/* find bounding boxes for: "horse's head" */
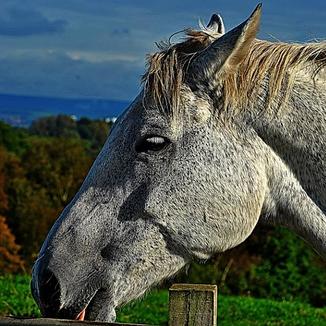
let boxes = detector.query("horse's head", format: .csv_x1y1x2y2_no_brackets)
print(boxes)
32,5,266,322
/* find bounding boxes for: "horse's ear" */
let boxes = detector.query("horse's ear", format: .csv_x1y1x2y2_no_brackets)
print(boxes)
207,13,225,34
193,4,261,78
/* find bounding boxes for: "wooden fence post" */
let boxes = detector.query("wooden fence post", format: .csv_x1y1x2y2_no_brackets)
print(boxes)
168,284,217,326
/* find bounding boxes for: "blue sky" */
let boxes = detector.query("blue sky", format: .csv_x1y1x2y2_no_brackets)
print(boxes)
0,0,325,101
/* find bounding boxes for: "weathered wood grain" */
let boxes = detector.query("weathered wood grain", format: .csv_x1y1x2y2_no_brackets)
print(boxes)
168,284,217,326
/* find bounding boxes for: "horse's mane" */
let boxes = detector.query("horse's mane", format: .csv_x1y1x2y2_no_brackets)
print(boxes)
142,28,326,116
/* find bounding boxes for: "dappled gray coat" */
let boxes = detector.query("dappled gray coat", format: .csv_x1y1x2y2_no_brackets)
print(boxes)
31,4,326,322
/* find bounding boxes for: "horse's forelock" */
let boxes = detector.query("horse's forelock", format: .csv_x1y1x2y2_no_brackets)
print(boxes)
141,30,213,117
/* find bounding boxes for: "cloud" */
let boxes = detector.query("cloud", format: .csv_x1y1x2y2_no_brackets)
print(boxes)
0,0,324,102
65,50,140,64
0,50,142,100
111,28,130,36
0,8,67,37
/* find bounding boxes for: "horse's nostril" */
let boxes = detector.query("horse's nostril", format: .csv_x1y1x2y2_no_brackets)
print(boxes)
38,268,61,316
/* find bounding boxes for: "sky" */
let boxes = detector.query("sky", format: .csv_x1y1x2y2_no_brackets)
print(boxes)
0,0,325,102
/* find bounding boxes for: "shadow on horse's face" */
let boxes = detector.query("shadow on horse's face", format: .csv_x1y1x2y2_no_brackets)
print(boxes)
31,5,268,322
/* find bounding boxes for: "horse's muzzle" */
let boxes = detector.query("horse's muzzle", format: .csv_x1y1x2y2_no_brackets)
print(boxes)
31,264,90,320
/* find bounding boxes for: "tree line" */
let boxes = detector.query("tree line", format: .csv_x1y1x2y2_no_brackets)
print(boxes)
0,115,325,306
0,116,111,269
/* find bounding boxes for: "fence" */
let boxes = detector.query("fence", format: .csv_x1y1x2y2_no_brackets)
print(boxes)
0,284,217,326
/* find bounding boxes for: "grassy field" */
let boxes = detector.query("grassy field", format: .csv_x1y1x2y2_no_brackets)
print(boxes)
0,275,325,325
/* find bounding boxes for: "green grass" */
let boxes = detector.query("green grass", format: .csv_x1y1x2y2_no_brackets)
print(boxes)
1,275,325,325
0,275,39,318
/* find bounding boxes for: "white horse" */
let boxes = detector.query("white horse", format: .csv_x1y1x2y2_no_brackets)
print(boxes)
32,4,326,322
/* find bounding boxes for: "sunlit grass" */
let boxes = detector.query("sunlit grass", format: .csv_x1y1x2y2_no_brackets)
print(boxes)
1,275,325,325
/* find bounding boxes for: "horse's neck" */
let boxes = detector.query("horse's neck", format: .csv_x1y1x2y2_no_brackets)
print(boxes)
247,76,326,258
249,77,326,213
261,148,326,259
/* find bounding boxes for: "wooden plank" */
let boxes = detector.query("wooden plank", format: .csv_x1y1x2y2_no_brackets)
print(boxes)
0,318,155,326
168,284,217,326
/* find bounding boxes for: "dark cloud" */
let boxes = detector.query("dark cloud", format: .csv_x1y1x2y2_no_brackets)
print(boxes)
0,51,142,100
0,1,324,100
111,28,130,36
0,8,67,37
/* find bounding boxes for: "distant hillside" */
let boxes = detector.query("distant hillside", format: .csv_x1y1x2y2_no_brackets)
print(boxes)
0,93,130,126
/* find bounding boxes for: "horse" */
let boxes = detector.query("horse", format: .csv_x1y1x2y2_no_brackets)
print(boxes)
31,4,326,322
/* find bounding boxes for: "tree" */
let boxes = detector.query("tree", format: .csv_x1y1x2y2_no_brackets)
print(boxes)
8,178,60,263
183,225,326,307
30,115,111,153
0,121,29,155
22,137,92,207
0,147,8,213
0,215,25,274
77,118,110,150
30,115,79,139
6,137,93,263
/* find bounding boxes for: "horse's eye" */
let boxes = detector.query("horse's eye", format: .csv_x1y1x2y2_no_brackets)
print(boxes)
135,136,170,153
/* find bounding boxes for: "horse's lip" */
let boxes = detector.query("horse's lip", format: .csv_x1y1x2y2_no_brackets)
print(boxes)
75,308,86,321
74,288,100,321
84,288,102,321
57,289,99,321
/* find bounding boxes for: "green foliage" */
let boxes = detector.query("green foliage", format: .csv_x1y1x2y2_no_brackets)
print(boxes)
0,147,9,213
0,275,325,326
21,137,92,207
77,117,111,150
30,115,111,151
0,117,109,264
0,275,40,317
30,115,79,139
0,121,30,155
247,227,326,307
183,226,326,307
4,137,93,263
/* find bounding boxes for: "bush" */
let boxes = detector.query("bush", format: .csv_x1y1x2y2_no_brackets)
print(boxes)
183,226,326,307
247,227,326,306
0,216,25,274
5,137,93,264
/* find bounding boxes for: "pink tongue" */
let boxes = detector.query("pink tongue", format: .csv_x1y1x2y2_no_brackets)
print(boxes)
76,309,86,321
